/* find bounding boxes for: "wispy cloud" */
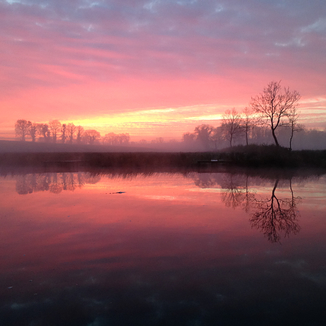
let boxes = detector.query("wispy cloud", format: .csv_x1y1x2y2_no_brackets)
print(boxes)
1,0,326,137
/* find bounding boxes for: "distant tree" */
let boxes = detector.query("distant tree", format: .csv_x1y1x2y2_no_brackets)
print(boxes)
250,81,300,147
241,107,254,146
66,123,76,143
211,126,226,150
182,132,196,144
287,108,304,151
29,123,40,142
38,123,51,142
251,126,272,145
83,129,101,144
15,119,31,141
194,124,214,149
119,133,130,144
221,109,242,147
76,126,84,144
103,133,130,145
103,132,115,145
49,120,61,143
61,124,67,144
152,137,164,144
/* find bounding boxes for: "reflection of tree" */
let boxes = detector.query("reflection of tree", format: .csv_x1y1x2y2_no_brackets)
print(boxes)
16,175,33,194
15,172,101,195
191,172,301,243
250,179,301,243
49,184,63,194
83,174,101,184
221,174,247,209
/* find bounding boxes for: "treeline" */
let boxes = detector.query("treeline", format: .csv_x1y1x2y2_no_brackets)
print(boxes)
13,81,326,150
183,115,326,151
183,81,325,151
14,119,130,145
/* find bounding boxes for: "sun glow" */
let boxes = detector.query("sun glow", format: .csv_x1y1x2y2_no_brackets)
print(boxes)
65,104,230,139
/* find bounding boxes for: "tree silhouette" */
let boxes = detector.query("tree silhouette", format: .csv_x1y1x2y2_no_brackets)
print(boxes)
29,123,40,142
49,120,61,143
83,129,101,144
15,119,31,141
241,107,254,146
66,123,76,143
287,107,304,151
194,124,214,149
221,109,242,147
182,132,196,144
250,81,300,147
76,126,84,144
38,123,51,142
61,123,67,144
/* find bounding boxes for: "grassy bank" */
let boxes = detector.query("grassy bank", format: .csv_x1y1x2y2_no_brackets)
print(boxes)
0,146,326,172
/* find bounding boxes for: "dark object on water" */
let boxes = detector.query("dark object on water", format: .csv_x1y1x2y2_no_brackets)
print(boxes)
197,159,231,166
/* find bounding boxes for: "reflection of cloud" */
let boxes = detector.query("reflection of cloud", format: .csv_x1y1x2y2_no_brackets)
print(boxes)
143,195,177,201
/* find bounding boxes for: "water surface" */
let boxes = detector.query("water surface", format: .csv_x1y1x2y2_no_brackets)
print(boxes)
0,170,325,325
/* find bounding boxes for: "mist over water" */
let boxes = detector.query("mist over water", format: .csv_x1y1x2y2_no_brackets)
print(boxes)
0,169,325,325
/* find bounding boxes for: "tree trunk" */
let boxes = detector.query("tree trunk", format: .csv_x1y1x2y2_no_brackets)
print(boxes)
289,123,294,151
271,128,280,147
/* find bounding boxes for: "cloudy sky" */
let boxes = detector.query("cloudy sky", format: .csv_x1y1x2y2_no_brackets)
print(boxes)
1,0,326,140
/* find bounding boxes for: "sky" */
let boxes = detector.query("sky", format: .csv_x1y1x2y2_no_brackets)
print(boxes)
1,0,326,141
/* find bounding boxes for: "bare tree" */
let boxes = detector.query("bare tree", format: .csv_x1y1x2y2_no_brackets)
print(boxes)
241,107,254,146
103,132,130,145
287,108,304,151
38,123,51,142
250,81,300,147
119,133,130,144
61,124,67,144
29,123,40,142
76,126,84,144
103,132,116,145
221,109,242,147
66,123,76,143
15,120,31,141
49,120,61,143
83,129,101,144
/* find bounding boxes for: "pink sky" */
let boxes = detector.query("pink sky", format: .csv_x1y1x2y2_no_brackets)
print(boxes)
1,0,326,141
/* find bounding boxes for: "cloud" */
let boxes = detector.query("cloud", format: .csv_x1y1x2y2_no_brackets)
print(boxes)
0,0,325,136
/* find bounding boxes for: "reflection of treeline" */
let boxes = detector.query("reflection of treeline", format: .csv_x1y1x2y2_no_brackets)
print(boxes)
14,119,130,145
191,172,304,243
16,172,101,195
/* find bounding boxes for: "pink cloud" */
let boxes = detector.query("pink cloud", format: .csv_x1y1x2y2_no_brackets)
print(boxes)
1,0,325,139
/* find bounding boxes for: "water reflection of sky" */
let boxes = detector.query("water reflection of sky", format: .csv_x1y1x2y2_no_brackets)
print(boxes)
0,172,326,325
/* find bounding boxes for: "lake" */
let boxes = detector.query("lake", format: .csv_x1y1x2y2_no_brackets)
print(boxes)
0,169,325,325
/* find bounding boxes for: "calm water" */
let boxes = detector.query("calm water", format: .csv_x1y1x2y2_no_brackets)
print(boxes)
0,170,325,325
